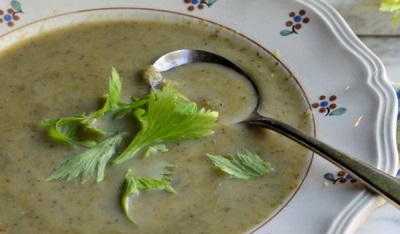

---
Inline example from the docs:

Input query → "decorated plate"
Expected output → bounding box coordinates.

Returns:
[0,0,397,233]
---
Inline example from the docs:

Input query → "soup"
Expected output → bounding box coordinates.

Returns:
[0,15,312,234]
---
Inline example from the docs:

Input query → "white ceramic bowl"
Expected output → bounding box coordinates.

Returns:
[0,1,397,233]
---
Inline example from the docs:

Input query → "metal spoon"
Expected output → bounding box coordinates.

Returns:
[150,49,400,208]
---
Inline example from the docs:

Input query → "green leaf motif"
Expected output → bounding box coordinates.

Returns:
[11,0,23,13]
[206,0,218,7]
[280,29,295,36]
[323,173,335,182]
[329,107,347,116]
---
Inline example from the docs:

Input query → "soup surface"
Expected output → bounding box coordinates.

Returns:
[0,16,312,234]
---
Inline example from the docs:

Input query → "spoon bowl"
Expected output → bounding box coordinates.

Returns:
[149,49,400,208]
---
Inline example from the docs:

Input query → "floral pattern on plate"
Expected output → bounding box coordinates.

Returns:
[0,0,23,27]
[280,9,310,36]
[183,0,217,11]
[312,95,347,116]
[324,170,357,184]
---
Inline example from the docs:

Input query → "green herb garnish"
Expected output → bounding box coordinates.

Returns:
[46,132,126,183]
[121,165,176,223]
[142,144,169,158]
[38,114,103,146]
[207,151,273,179]
[112,84,218,164]
[38,67,122,146]
[39,68,218,183]
[38,67,272,226]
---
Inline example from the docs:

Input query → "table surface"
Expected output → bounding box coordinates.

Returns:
[323,0,400,233]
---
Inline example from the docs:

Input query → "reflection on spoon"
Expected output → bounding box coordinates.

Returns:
[145,49,400,208]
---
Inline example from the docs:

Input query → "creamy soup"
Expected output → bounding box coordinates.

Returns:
[0,17,312,234]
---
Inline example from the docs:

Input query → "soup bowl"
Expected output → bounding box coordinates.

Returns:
[0,1,397,233]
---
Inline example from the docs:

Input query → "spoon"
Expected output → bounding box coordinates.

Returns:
[150,49,400,208]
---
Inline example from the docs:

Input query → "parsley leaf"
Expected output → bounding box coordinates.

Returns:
[46,132,126,183]
[143,144,169,158]
[38,114,106,146]
[38,67,122,146]
[121,165,176,223]
[112,84,218,164]
[89,67,122,119]
[112,96,149,119]
[207,151,273,179]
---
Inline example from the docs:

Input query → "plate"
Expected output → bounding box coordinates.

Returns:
[0,0,397,233]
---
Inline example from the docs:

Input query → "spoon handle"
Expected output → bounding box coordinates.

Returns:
[247,116,400,208]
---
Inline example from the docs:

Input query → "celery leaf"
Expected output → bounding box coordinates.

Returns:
[46,132,126,183]
[143,144,168,158]
[87,67,122,119]
[113,84,218,164]
[38,67,122,145]
[207,151,273,179]
[38,114,105,146]
[121,166,176,223]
